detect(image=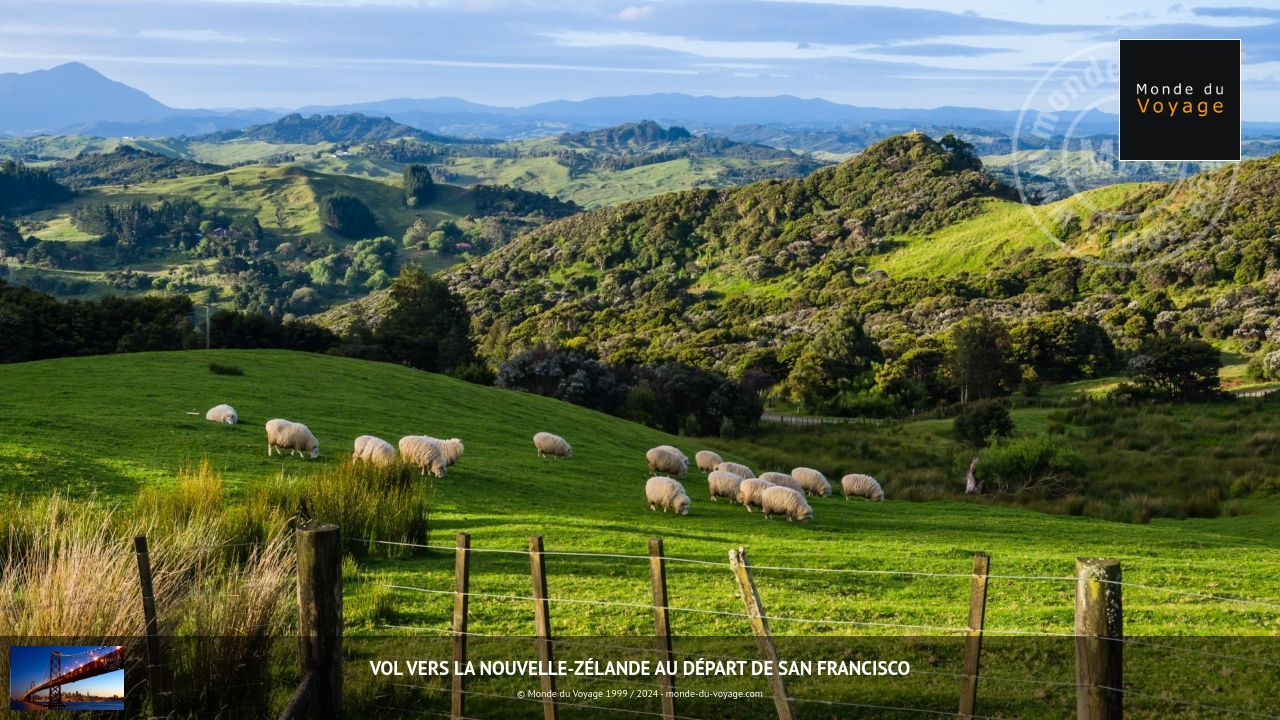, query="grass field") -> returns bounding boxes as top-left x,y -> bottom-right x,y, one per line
1,349 -> 1277,640
868,184 -> 1152,279
2,350 -> 1277,717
